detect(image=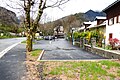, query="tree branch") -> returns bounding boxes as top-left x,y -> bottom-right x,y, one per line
46,0 -> 70,8
34,0 -> 44,24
